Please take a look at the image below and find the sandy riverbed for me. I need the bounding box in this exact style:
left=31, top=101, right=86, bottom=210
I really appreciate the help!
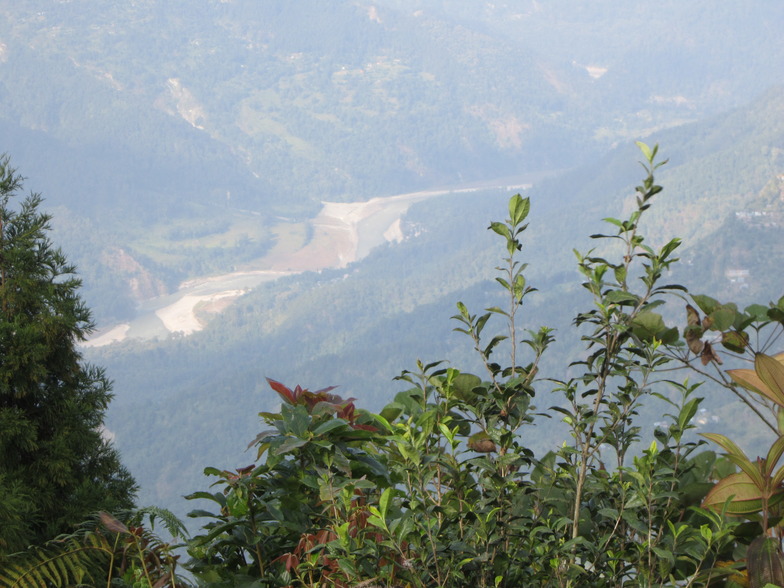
left=85, top=190, right=442, bottom=346
left=84, top=176, right=538, bottom=348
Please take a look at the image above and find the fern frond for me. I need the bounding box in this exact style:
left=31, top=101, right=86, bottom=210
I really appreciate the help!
left=132, top=506, right=189, bottom=540
left=0, top=533, right=113, bottom=588
left=0, top=510, right=191, bottom=588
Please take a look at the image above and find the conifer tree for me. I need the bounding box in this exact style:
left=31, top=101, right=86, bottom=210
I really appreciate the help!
left=0, top=155, right=136, bottom=555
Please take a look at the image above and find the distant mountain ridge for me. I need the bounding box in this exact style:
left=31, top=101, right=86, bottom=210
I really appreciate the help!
left=2, top=1, right=783, bottom=323
left=0, top=1, right=582, bottom=212
left=3, top=1, right=782, bottom=213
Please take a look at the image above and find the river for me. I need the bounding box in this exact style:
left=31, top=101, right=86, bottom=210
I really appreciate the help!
left=84, top=178, right=534, bottom=347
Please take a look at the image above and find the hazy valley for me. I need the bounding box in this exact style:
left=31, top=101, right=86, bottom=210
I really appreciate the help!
left=1, top=0, right=783, bottom=523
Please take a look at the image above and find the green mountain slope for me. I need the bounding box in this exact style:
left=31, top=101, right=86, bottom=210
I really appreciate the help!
left=2, top=0, right=783, bottom=328
left=87, top=87, right=784, bottom=518
left=0, top=0, right=586, bottom=211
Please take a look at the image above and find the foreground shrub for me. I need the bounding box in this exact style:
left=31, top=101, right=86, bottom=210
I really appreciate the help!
left=185, top=144, right=781, bottom=587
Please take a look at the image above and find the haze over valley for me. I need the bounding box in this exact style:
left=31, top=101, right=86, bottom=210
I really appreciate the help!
left=1, top=0, right=783, bottom=516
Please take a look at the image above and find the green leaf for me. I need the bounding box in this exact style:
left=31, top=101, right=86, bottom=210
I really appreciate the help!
left=483, top=334, right=507, bottom=357
left=267, top=503, right=286, bottom=523
left=452, top=373, right=482, bottom=401
left=286, top=405, right=311, bottom=437
left=678, top=398, right=701, bottom=431
left=746, top=304, right=770, bottom=321
left=354, top=455, right=388, bottom=478
left=636, top=141, right=653, bottom=162
left=701, top=432, right=765, bottom=489
left=604, top=290, right=639, bottom=305
left=494, top=277, right=510, bottom=290
left=658, top=238, right=681, bottom=260
left=631, top=311, right=667, bottom=342
left=312, top=419, right=349, bottom=437
left=186, top=509, right=218, bottom=519
left=393, top=388, right=425, bottom=414
left=380, top=402, right=404, bottom=423
left=226, top=492, right=249, bottom=517
left=769, top=307, right=784, bottom=323
left=379, top=487, right=393, bottom=519
left=721, top=331, right=749, bottom=353
left=367, top=513, right=387, bottom=531
left=709, top=306, right=736, bottom=331
left=186, top=491, right=226, bottom=506
left=369, top=412, right=393, bottom=433
left=456, top=301, right=470, bottom=319
left=513, top=273, right=526, bottom=299
left=489, top=221, right=510, bottom=239
left=692, top=294, right=720, bottom=316
left=394, top=441, right=421, bottom=465
left=757, top=354, right=784, bottom=406
left=657, top=326, right=680, bottom=345
left=273, top=437, right=309, bottom=455
left=508, top=194, right=530, bottom=226
left=699, top=526, right=713, bottom=544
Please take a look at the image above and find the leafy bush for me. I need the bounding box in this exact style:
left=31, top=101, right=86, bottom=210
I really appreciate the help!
left=183, top=144, right=780, bottom=587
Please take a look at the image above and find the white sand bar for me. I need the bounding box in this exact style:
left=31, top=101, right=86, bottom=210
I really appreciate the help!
left=83, top=324, right=131, bottom=348
left=155, top=290, right=246, bottom=335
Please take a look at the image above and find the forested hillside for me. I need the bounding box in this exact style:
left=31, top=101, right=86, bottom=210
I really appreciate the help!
left=82, top=86, right=784, bottom=518
left=1, top=0, right=783, bottom=565
left=2, top=1, right=783, bottom=325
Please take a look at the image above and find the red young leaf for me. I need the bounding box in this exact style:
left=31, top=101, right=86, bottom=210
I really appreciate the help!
left=267, top=378, right=343, bottom=410
left=266, top=378, right=296, bottom=404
